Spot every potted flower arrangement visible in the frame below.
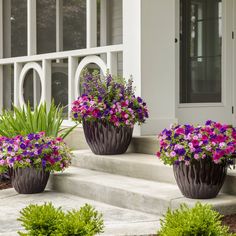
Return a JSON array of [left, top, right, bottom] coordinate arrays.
[[71, 72, 149, 155], [0, 132, 71, 194], [157, 120, 236, 199]]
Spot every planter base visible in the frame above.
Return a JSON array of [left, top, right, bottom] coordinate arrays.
[[83, 120, 133, 155], [173, 159, 227, 199], [10, 168, 50, 194]]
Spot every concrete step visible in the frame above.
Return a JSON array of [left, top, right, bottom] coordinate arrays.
[[49, 167, 236, 216], [72, 150, 236, 196], [72, 150, 175, 184], [64, 126, 158, 155], [0, 189, 160, 236]]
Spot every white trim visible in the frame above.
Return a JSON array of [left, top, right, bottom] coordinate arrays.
[[19, 62, 43, 107], [74, 55, 107, 97], [42, 59, 52, 108], [0, 0, 3, 58], [107, 52, 118, 75], [178, 103, 225, 108], [86, 0, 97, 48], [68, 56, 78, 120], [27, 0, 37, 55], [175, 0, 179, 115], [14, 62, 23, 107], [0, 45, 123, 65], [233, 0, 236, 126]]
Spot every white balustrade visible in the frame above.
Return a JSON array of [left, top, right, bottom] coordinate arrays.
[[0, 45, 123, 122]]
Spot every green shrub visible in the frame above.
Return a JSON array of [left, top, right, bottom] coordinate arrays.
[[0, 102, 76, 139], [56, 204, 104, 236], [158, 203, 234, 236], [17, 202, 104, 236], [18, 202, 65, 236]]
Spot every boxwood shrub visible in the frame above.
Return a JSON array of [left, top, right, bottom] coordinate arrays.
[[158, 202, 234, 236], [18, 202, 104, 236]]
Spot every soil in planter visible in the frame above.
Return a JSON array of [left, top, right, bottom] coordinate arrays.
[[222, 214, 236, 233]]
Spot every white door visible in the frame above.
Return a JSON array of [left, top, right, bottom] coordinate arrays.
[[176, 0, 234, 125]]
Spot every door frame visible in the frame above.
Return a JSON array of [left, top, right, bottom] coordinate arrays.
[[176, 0, 235, 125]]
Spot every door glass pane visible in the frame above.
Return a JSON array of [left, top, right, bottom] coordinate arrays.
[[180, 0, 222, 103]]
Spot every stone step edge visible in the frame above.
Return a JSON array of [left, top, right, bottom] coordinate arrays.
[[49, 167, 236, 216]]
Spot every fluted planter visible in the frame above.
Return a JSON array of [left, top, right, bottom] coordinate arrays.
[[173, 158, 227, 199], [83, 120, 133, 155], [10, 168, 50, 194]]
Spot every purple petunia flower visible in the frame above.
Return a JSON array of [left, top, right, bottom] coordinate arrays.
[[27, 133, 35, 140], [20, 143, 26, 150]]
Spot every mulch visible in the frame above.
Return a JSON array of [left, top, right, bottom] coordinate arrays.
[[0, 179, 12, 190], [222, 214, 236, 233]]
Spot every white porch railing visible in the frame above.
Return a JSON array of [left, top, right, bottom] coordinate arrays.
[[0, 44, 123, 121]]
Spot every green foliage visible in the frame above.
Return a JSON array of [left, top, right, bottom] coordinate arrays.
[[18, 202, 65, 236], [0, 102, 76, 139], [158, 203, 235, 236], [56, 204, 104, 236], [17, 202, 104, 236]]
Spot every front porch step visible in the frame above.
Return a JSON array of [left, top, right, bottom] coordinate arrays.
[[64, 126, 158, 155], [48, 167, 236, 216], [72, 150, 175, 184]]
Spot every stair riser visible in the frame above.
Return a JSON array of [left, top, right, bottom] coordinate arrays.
[[49, 175, 170, 215], [72, 154, 236, 196], [72, 156, 176, 184], [64, 126, 157, 155], [222, 174, 236, 195]]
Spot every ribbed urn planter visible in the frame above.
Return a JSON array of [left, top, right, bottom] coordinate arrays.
[[83, 120, 133, 155], [173, 158, 228, 199], [10, 168, 50, 194]]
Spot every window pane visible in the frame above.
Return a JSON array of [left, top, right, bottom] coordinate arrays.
[[63, 0, 86, 51], [180, 0, 222, 103], [3, 0, 27, 58], [37, 0, 56, 54]]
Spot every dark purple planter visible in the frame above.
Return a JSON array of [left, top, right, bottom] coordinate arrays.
[[173, 158, 227, 199], [83, 120, 133, 155], [10, 168, 50, 194]]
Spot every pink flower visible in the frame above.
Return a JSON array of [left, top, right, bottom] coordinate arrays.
[[156, 152, 161, 158], [170, 151, 176, 157], [175, 128, 185, 135]]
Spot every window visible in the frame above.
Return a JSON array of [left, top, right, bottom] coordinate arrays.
[[37, 0, 56, 54], [180, 0, 222, 103], [3, 0, 27, 58]]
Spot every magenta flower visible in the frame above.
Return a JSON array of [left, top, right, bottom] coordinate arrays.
[[157, 121, 236, 166]]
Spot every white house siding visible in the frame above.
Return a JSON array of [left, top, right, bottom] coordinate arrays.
[[108, 0, 123, 75]]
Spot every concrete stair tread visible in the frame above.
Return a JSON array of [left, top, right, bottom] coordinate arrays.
[[73, 150, 164, 165], [55, 167, 180, 199], [72, 150, 175, 184], [50, 167, 236, 215], [0, 189, 160, 236]]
